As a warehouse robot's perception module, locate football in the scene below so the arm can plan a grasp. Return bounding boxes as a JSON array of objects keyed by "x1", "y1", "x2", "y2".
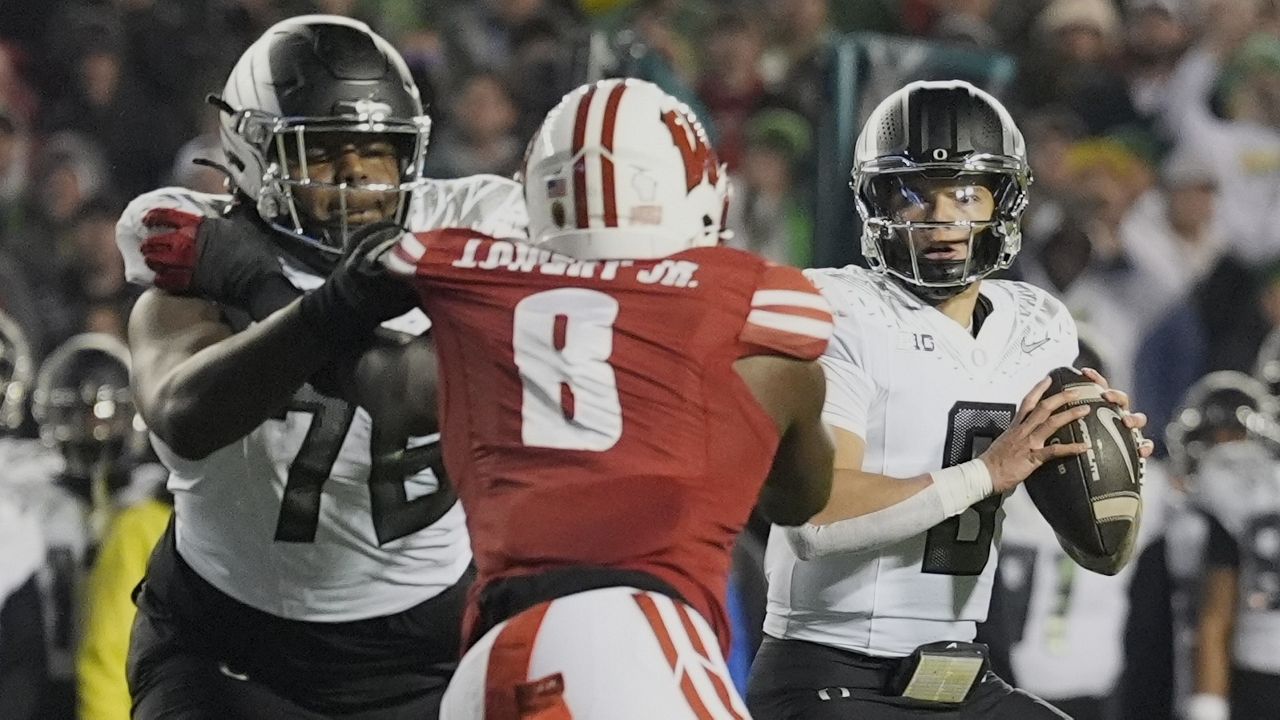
[{"x1": 1024, "y1": 367, "x2": 1144, "y2": 575}]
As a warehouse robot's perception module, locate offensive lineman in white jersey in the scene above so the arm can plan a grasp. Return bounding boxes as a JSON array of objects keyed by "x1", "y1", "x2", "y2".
[
  {"x1": 747, "y1": 80, "x2": 1153, "y2": 719},
  {"x1": 118, "y1": 17, "x2": 522, "y2": 720}
]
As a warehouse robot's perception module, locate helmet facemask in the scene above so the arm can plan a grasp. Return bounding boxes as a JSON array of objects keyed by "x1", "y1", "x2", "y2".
[
  {"x1": 854, "y1": 160, "x2": 1028, "y2": 303},
  {"x1": 224, "y1": 101, "x2": 430, "y2": 265}
]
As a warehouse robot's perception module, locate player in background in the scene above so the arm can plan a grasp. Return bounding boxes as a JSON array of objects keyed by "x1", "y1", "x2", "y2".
[
  {"x1": 77, "y1": 487, "x2": 172, "y2": 720},
  {"x1": 747, "y1": 80, "x2": 1153, "y2": 720},
  {"x1": 170, "y1": 76, "x2": 836, "y2": 718},
  {"x1": 1120, "y1": 372, "x2": 1273, "y2": 720},
  {"x1": 0, "y1": 308, "x2": 46, "y2": 720},
  {"x1": 1178, "y1": 373, "x2": 1280, "y2": 720},
  {"x1": 0, "y1": 333, "x2": 157, "y2": 720},
  {"x1": 0, "y1": 490, "x2": 46, "y2": 720},
  {"x1": 120, "y1": 16, "x2": 510, "y2": 720}
]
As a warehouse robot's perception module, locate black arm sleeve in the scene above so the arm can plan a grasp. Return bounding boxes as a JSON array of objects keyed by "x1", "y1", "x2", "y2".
[
  {"x1": 0, "y1": 575, "x2": 48, "y2": 720},
  {"x1": 1201, "y1": 510, "x2": 1240, "y2": 569}
]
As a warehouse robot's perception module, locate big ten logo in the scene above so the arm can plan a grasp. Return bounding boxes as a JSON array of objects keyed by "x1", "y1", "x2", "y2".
[
  {"x1": 637, "y1": 259, "x2": 699, "y2": 288},
  {"x1": 897, "y1": 331, "x2": 936, "y2": 352},
  {"x1": 660, "y1": 107, "x2": 720, "y2": 192}
]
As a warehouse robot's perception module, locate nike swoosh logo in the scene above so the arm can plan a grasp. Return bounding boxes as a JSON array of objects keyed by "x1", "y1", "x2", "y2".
[
  {"x1": 1096, "y1": 405, "x2": 1137, "y2": 483},
  {"x1": 1021, "y1": 336, "x2": 1049, "y2": 353}
]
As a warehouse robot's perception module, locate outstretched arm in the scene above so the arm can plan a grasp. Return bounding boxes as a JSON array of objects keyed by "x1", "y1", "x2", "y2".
[{"x1": 735, "y1": 355, "x2": 833, "y2": 527}]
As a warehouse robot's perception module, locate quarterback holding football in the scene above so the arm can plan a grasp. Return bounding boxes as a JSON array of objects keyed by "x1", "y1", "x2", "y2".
[{"x1": 748, "y1": 80, "x2": 1152, "y2": 720}]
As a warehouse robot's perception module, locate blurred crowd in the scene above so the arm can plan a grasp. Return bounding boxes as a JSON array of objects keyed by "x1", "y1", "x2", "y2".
[
  {"x1": 2, "y1": 0, "x2": 1280, "y2": 440},
  {"x1": 4, "y1": 0, "x2": 1280, "y2": 718}
]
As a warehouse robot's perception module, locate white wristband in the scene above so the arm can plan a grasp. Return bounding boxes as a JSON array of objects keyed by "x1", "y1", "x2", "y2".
[
  {"x1": 1185, "y1": 693, "x2": 1229, "y2": 720},
  {"x1": 930, "y1": 459, "x2": 994, "y2": 517}
]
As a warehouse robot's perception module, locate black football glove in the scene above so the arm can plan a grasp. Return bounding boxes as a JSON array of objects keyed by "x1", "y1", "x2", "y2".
[
  {"x1": 141, "y1": 208, "x2": 300, "y2": 320},
  {"x1": 297, "y1": 221, "x2": 418, "y2": 349}
]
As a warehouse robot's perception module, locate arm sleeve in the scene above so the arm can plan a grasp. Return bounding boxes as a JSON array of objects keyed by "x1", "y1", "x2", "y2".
[
  {"x1": 738, "y1": 264, "x2": 834, "y2": 362},
  {"x1": 76, "y1": 501, "x2": 173, "y2": 720},
  {"x1": 1200, "y1": 510, "x2": 1240, "y2": 570}
]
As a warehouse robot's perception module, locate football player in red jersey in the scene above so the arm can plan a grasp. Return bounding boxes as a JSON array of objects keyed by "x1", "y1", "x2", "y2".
[
  {"x1": 146, "y1": 77, "x2": 835, "y2": 719},
  {"x1": 384, "y1": 77, "x2": 835, "y2": 719}
]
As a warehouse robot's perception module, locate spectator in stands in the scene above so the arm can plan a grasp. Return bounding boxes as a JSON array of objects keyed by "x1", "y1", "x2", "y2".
[
  {"x1": 697, "y1": 10, "x2": 772, "y2": 170},
  {"x1": 725, "y1": 108, "x2": 813, "y2": 267},
  {"x1": 1020, "y1": 0, "x2": 1141, "y2": 134},
  {"x1": 1123, "y1": 0, "x2": 1194, "y2": 121},
  {"x1": 761, "y1": 0, "x2": 832, "y2": 122},
  {"x1": 1021, "y1": 108, "x2": 1088, "y2": 246},
  {"x1": 928, "y1": 0, "x2": 1001, "y2": 48},
  {"x1": 442, "y1": 0, "x2": 576, "y2": 79},
  {"x1": 1122, "y1": 146, "x2": 1229, "y2": 314},
  {"x1": 0, "y1": 110, "x2": 29, "y2": 243},
  {"x1": 424, "y1": 70, "x2": 523, "y2": 179},
  {"x1": 1157, "y1": 10, "x2": 1280, "y2": 263},
  {"x1": 41, "y1": 36, "x2": 184, "y2": 200}
]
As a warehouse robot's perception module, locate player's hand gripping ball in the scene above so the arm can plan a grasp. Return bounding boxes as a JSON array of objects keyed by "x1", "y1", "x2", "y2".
[{"x1": 1024, "y1": 367, "x2": 1144, "y2": 575}]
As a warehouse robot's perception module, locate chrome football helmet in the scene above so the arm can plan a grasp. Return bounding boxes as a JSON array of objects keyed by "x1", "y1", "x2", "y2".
[
  {"x1": 0, "y1": 308, "x2": 33, "y2": 433},
  {"x1": 851, "y1": 80, "x2": 1031, "y2": 302},
  {"x1": 32, "y1": 334, "x2": 146, "y2": 482},
  {"x1": 1165, "y1": 371, "x2": 1280, "y2": 478}
]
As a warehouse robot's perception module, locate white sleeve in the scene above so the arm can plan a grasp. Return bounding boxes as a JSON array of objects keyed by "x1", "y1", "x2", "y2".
[
  {"x1": 408, "y1": 175, "x2": 529, "y2": 240},
  {"x1": 115, "y1": 187, "x2": 232, "y2": 286},
  {"x1": 818, "y1": 329, "x2": 875, "y2": 437}
]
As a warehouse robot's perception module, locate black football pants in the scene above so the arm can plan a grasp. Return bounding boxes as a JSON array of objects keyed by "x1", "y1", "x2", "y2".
[{"x1": 746, "y1": 636, "x2": 1072, "y2": 720}]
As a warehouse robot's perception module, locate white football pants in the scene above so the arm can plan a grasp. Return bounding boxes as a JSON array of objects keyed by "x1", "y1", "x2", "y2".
[{"x1": 441, "y1": 586, "x2": 751, "y2": 719}]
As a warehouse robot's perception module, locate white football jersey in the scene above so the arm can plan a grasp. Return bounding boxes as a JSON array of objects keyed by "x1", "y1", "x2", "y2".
[
  {"x1": 115, "y1": 177, "x2": 526, "y2": 621},
  {"x1": 1195, "y1": 440, "x2": 1280, "y2": 674},
  {"x1": 0, "y1": 483, "x2": 45, "y2": 642},
  {"x1": 0, "y1": 438, "x2": 91, "y2": 680},
  {"x1": 996, "y1": 463, "x2": 1166, "y2": 700},
  {"x1": 764, "y1": 266, "x2": 1078, "y2": 656}
]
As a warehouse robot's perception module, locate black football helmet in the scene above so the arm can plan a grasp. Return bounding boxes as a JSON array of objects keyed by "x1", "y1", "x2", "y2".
[
  {"x1": 1165, "y1": 371, "x2": 1279, "y2": 478},
  {"x1": 0, "y1": 308, "x2": 33, "y2": 432},
  {"x1": 851, "y1": 80, "x2": 1031, "y2": 302},
  {"x1": 215, "y1": 15, "x2": 431, "y2": 270},
  {"x1": 32, "y1": 334, "x2": 146, "y2": 483}
]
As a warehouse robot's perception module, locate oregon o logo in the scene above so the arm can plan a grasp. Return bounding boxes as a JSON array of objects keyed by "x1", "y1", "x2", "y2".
[{"x1": 932, "y1": 148, "x2": 949, "y2": 160}]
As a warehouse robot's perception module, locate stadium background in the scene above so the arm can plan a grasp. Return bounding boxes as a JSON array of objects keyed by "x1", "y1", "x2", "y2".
[{"x1": 0, "y1": 0, "x2": 1276, "y2": 718}]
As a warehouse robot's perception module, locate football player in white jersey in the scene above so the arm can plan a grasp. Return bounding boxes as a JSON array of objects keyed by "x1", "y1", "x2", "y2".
[
  {"x1": 1176, "y1": 373, "x2": 1280, "y2": 720},
  {"x1": 119, "y1": 16, "x2": 522, "y2": 720},
  {"x1": 747, "y1": 80, "x2": 1153, "y2": 719}
]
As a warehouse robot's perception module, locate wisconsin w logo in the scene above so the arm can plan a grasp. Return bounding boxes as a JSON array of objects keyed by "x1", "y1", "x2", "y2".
[{"x1": 661, "y1": 108, "x2": 721, "y2": 192}]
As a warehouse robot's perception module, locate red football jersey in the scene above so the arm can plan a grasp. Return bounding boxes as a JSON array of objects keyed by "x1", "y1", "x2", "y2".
[{"x1": 386, "y1": 230, "x2": 832, "y2": 649}]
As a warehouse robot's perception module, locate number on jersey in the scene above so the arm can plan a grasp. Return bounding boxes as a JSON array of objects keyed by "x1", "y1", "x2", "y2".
[
  {"x1": 922, "y1": 401, "x2": 1016, "y2": 576},
  {"x1": 273, "y1": 385, "x2": 455, "y2": 545},
  {"x1": 513, "y1": 288, "x2": 623, "y2": 451},
  {"x1": 1242, "y1": 513, "x2": 1280, "y2": 611}
]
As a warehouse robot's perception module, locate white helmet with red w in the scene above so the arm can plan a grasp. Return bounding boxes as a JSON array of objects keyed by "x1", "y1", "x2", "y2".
[{"x1": 523, "y1": 78, "x2": 730, "y2": 260}]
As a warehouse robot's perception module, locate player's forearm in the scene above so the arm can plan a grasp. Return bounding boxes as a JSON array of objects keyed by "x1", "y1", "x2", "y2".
[
  {"x1": 1193, "y1": 567, "x2": 1237, "y2": 702},
  {"x1": 147, "y1": 301, "x2": 337, "y2": 459},
  {"x1": 809, "y1": 468, "x2": 933, "y2": 525},
  {"x1": 787, "y1": 461, "x2": 992, "y2": 559}
]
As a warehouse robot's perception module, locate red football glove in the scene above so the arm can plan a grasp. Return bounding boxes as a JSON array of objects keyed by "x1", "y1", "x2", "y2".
[
  {"x1": 140, "y1": 207, "x2": 202, "y2": 292},
  {"x1": 137, "y1": 207, "x2": 301, "y2": 321}
]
